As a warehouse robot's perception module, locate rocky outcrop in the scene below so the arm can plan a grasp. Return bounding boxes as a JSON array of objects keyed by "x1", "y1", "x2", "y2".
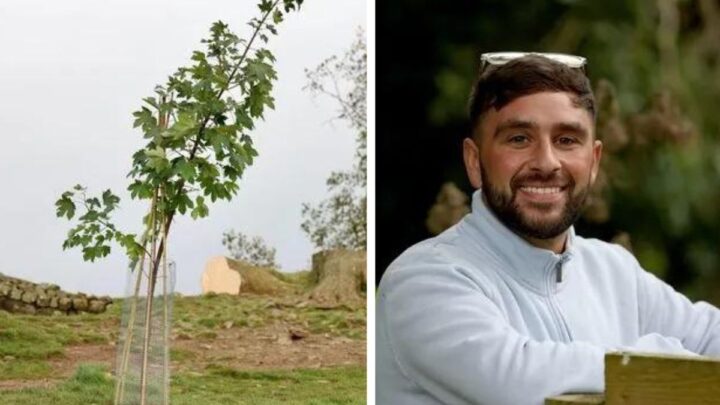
[
  {"x1": 0, "y1": 274, "x2": 112, "y2": 315},
  {"x1": 201, "y1": 256, "x2": 291, "y2": 296},
  {"x1": 201, "y1": 256, "x2": 242, "y2": 295}
]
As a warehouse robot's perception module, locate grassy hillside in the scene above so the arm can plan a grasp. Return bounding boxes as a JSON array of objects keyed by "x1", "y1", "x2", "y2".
[{"x1": 0, "y1": 293, "x2": 366, "y2": 404}]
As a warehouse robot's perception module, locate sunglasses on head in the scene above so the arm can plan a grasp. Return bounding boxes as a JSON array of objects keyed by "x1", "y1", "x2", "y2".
[{"x1": 480, "y1": 52, "x2": 587, "y2": 75}]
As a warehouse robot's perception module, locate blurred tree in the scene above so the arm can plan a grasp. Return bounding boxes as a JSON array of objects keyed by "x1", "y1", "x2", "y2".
[
  {"x1": 222, "y1": 230, "x2": 279, "y2": 268},
  {"x1": 425, "y1": 182, "x2": 470, "y2": 235},
  {"x1": 301, "y1": 29, "x2": 367, "y2": 251}
]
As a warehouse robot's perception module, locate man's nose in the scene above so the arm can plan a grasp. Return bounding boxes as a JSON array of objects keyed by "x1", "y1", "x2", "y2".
[{"x1": 528, "y1": 138, "x2": 561, "y2": 173}]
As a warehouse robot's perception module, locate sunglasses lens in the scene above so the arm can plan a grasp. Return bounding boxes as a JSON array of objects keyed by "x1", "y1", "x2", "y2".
[{"x1": 480, "y1": 52, "x2": 586, "y2": 71}]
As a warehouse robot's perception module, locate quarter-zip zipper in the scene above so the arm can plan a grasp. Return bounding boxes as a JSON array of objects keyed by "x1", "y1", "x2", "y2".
[
  {"x1": 546, "y1": 257, "x2": 573, "y2": 342},
  {"x1": 556, "y1": 261, "x2": 563, "y2": 282},
  {"x1": 555, "y1": 253, "x2": 571, "y2": 283}
]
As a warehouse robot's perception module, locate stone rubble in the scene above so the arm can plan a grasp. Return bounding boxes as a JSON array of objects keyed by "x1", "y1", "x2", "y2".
[{"x1": 0, "y1": 274, "x2": 112, "y2": 315}]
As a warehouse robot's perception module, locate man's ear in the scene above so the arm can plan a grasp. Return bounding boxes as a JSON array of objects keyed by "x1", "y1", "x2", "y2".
[
  {"x1": 590, "y1": 139, "x2": 603, "y2": 184},
  {"x1": 463, "y1": 137, "x2": 482, "y2": 189}
]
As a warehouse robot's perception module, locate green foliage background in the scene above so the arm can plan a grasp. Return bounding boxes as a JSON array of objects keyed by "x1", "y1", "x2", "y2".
[{"x1": 377, "y1": 0, "x2": 720, "y2": 304}]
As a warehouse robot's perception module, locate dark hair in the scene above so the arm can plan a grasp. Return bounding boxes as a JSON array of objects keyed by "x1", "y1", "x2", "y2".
[{"x1": 468, "y1": 55, "x2": 595, "y2": 136}]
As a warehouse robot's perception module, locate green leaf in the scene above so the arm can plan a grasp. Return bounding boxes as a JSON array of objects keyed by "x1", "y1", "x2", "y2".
[
  {"x1": 86, "y1": 197, "x2": 101, "y2": 209},
  {"x1": 243, "y1": 143, "x2": 258, "y2": 165},
  {"x1": 223, "y1": 165, "x2": 239, "y2": 180},
  {"x1": 166, "y1": 111, "x2": 198, "y2": 140},
  {"x1": 235, "y1": 109, "x2": 255, "y2": 130},
  {"x1": 132, "y1": 107, "x2": 156, "y2": 133},
  {"x1": 116, "y1": 233, "x2": 143, "y2": 259},
  {"x1": 145, "y1": 147, "x2": 165, "y2": 159},
  {"x1": 258, "y1": 0, "x2": 273, "y2": 13},
  {"x1": 191, "y1": 195, "x2": 209, "y2": 219},
  {"x1": 79, "y1": 210, "x2": 100, "y2": 222},
  {"x1": 55, "y1": 196, "x2": 76, "y2": 220},
  {"x1": 176, "y1": 193, "x2": 195, "y2": 215},
  {"x1": 174, "y1": 158, "x2": 196, "y2": 182},
  {"x1": 128, "y1": 180, "x2": 154, "y2": 199},
  {"x1": 82, "y1": 244, "x2": 111, "y2": 262},
  {"x1": 146, "y1": 146, "x2": 169, "y2": 172},
  {"x1": 246, "y1": 60, "x2": 274, "y2": 81},
  {"x1": 224, "y1": 181, "x2": 240, "y2": 196},
  {"x1": 191, "y1": 51, "x2": 207, "y2": 63},
  {"x1": 208, "y1": 130, "x2": 231, "y2": 157},
  {"x1": 102, "y1": 189, "x2": 120, "y2": 209}
]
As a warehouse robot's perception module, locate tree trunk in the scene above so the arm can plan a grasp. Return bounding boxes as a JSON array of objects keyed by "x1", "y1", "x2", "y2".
[{"x1": 307, "y1": 249, "x2": 366, "y2": 309}]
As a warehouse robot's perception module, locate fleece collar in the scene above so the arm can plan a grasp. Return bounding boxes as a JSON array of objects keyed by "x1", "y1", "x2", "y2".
[{"x1": 460, "y1": 189, "x2": 575, "y2": 295}]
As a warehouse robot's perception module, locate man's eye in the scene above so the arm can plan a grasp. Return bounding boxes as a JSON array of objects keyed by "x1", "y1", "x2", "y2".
[
  {"x1": 557, "y1": 136, "x2": 577, "y2": 145},
  {"x1": 508, "y1": 135, "x2": 528, "y2": 144}
]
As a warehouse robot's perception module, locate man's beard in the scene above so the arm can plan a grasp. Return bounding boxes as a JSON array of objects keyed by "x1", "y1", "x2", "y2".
[{"x1": 480, "y1": 163, "x2": 590, "y2": 240}]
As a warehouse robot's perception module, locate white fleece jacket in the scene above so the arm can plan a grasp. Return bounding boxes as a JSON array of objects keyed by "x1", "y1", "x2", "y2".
[{"x1": 376, "y1": 190, "x2": 720, "y2": 405}]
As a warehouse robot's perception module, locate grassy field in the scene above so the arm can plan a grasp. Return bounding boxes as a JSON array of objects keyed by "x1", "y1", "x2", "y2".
[
  {"x1": 0, "y1": 293, "x2": 366, "y2": 404},
  {"x1": 0, "y1": 364, "x2": 365, "y2": 404}
]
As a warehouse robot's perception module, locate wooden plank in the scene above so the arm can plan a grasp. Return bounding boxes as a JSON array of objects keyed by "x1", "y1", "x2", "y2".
[
  {"x1": 545, "y1": 394, "x2": 605, "y2": 404},
  {"x1": 605, "y1": 351, "x2": 720, "y2": 404}
]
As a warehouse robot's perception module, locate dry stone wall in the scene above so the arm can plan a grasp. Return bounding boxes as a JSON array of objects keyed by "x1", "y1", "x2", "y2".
[{"x1": 0, "y1": 274, "x2": 112, "y2": 315}]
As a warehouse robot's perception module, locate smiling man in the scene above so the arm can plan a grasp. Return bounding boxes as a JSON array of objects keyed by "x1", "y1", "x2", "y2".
[
  {"x1": 469, "y1": 89, "x2": 600, "y2": 255},
  {"x1": 375, "y1": 54, "x2": 720, "y2": 405}
]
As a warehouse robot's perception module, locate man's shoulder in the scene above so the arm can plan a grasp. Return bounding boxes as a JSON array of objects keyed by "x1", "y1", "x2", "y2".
[
  {"x1": 384, "y1": 230, "x2": 460, "y2": 275},
  {"x1": 573, "y1": 235, "x2": 641, "y2": 279},
  {"x1": 574, "y1": 235, "x2": 636, "y2": 261},
  {"x1": 386, "y1": 223, "x2": 478, "y2": 269},
  {"x1": 379, "y1": 224, "x2": 496, "y2": 295}
]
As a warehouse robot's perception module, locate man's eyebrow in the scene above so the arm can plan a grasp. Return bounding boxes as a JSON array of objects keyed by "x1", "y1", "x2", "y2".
[
  {"x1": 494, "y1": 119, "x2": 538, "y2": 138},
  {"x1": 553, "y1": 121, "x2": 590, "y2": 138}
]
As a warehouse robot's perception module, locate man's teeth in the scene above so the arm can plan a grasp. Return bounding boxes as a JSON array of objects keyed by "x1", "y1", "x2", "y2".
[{"x1": 520, "y1": 186, "x2": 561, "y2": 194}]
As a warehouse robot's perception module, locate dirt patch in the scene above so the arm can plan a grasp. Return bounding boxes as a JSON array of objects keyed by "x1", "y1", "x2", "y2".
[
  {"x1": 0, "y1": 322, "x2": 364, "y2": 391},
  {"x1": 172, "y1": 322, "x2": 366, "y2": 372},
  {"x1": 52, "y1": 343, "x2": 117, "y2": 374}
]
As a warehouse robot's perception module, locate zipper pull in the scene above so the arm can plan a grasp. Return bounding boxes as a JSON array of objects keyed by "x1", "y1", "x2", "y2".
[{"x1": 556, "y1": 261, "x2": 563, "y2": 283}]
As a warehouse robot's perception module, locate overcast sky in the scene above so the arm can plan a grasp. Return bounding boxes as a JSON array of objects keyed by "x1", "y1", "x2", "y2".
[{"x1": 0, "y1": 0, "x2": 366, "y2": 297}]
